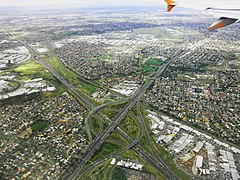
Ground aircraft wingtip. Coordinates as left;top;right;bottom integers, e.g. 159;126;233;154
208;27;214;31
168;4;176;12
164;0;176;12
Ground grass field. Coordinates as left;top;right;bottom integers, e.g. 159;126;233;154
119;116;140;139
83;57;95;61
138;135;154;157
14;61;44;75
90;142;122;162
133;27;182;42
146;58;163;66
141;66;157;73
14;60;55;82
31;121;49;132
101;109;119;119
108;131;127;144
90;116;103;133
94;163;113;180
99;54;111;61
112;167;127;180
81;83;98;95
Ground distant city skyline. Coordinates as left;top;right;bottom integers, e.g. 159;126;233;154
0;0;239;10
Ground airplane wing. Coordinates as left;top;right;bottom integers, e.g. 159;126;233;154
163;0;240;30
205;8;240;30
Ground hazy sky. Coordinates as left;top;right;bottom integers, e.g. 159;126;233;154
0;0;239;9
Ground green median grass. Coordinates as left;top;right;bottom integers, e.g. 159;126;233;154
44;56;79;84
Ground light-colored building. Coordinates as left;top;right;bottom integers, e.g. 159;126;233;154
110;158;116;165
193;141;204;153
195;156;203;168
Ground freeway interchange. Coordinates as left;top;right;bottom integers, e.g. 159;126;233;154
67;58;178;180
15;36;180;180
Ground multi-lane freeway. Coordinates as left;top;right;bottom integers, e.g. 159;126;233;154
13;35;179;180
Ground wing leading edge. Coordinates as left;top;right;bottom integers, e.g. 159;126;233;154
163;0;240;30
208;17;238;30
